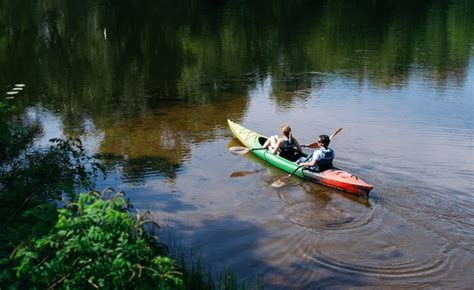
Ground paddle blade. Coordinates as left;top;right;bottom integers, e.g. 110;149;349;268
305;143;319;149
228;146;250;155
330;127;342;139
230;171;249;177
271;176;290;188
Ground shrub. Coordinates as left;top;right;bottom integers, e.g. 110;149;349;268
13;190;183;289
0;101;37;162
0;138;105;280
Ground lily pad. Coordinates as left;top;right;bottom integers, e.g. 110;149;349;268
12;87;23;91
6;91;19;95
15;84;26;87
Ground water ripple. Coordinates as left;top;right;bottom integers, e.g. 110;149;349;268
300;220;451;280
284;199;374;231
307;245;448;278
276;184;376;231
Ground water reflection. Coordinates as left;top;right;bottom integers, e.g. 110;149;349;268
1;0;472;115
96;97;248;183
229;169;265;178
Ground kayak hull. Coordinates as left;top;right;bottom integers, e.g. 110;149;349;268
228;119;373;195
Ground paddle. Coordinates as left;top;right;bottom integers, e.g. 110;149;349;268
271;165;304;188
228;146;267;155
271;127;343;188
302;127;343;148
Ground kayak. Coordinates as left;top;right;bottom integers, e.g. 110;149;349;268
228;119;373;195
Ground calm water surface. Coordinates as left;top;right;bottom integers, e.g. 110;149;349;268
2;0;473;288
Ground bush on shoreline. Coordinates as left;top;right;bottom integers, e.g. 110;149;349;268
13;190;183;289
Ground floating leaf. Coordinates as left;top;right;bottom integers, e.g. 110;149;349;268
12;87;23;91
15;84;26;87
6;91;19;95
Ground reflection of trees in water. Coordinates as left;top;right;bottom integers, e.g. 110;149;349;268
0;0;471;107
0;0;472;173
95;96;248;180
98;154;180;183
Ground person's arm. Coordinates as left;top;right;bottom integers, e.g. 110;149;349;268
299;158;317;167
292;138;302;152
299;151;319;167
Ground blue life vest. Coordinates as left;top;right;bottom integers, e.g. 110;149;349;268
308;147;334;171
279;137;300;161
318;148;334;168
280;138;294;153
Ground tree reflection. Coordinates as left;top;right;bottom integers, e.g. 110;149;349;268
0;0;472;178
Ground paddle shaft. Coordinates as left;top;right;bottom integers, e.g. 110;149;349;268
251;147;267;152
287;165;303;178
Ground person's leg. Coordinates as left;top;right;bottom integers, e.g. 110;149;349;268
263;135;278;149
262;138;271;148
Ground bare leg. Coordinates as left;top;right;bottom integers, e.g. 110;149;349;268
263;135;278;150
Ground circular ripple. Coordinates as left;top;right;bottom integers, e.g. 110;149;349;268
302;223;451;279
308;246;448;279
281;187;376;231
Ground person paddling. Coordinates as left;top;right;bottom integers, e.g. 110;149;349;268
297;134;334;171
262;124;302;161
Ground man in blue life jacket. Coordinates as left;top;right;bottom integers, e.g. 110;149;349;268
297;134;334;171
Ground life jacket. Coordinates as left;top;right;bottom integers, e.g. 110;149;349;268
280;138;295;153
309;147;334;171
279;137;300;161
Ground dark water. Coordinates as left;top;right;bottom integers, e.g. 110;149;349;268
2;0;473;288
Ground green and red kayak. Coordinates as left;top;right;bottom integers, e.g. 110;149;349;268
228;119;373;195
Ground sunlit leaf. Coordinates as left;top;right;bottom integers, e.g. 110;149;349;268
14;84;26;87
6;91;18;95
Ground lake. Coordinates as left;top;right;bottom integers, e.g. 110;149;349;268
1;0;473;288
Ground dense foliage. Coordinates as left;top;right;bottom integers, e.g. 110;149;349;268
13;190;182;289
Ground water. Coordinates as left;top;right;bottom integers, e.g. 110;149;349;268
2;0;473;288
